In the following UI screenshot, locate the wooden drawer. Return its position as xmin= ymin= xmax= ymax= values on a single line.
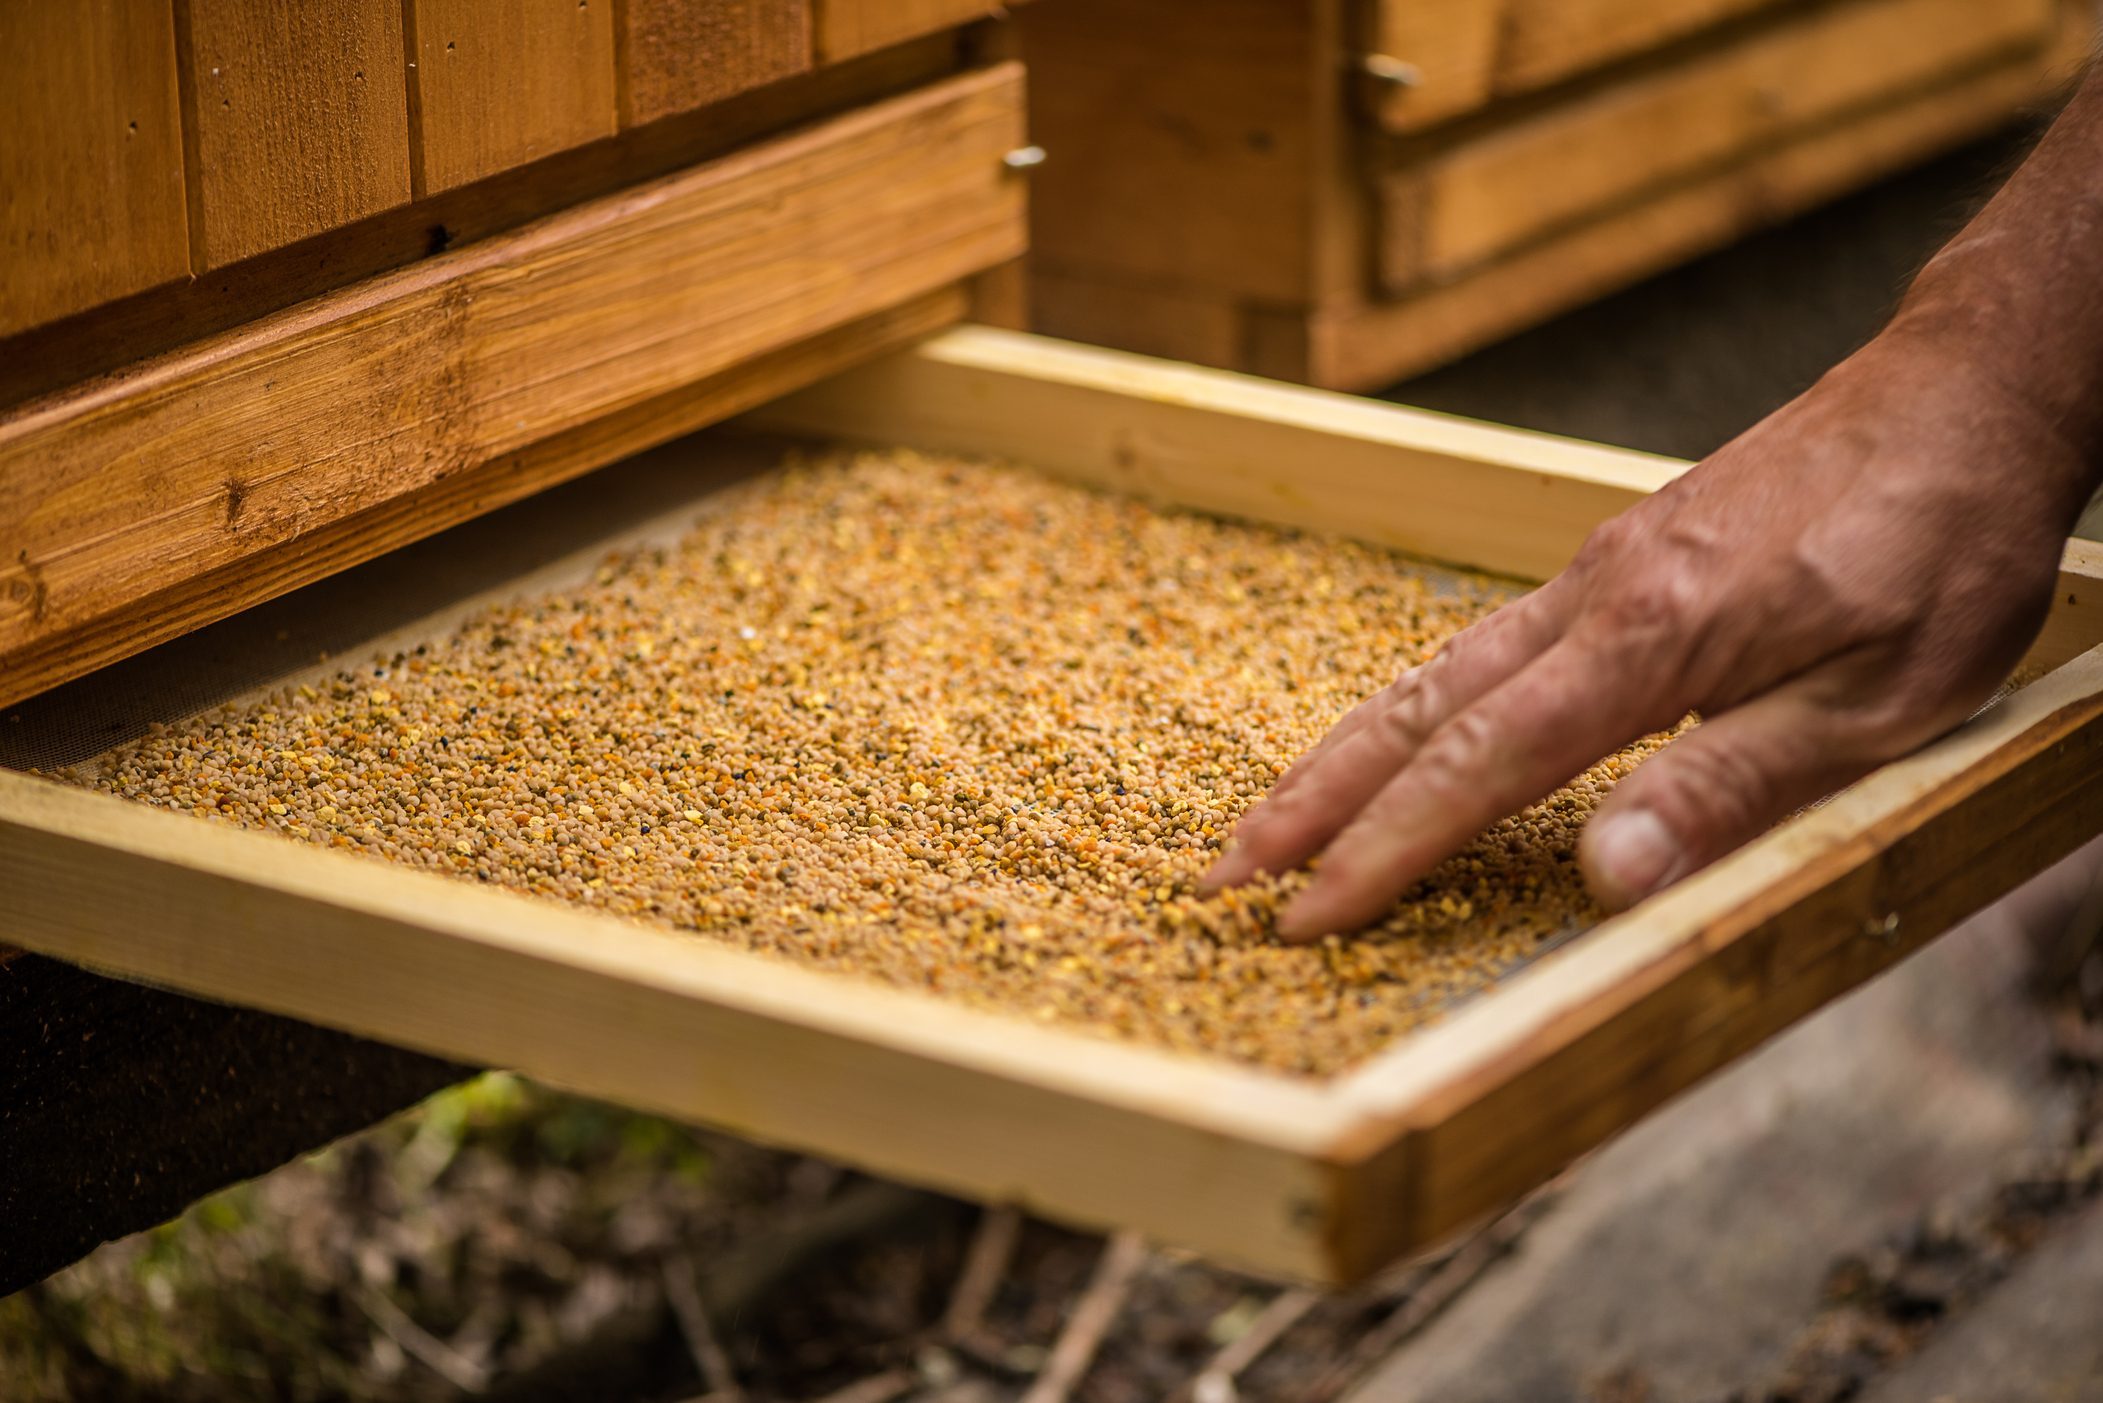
xmin=1365 ymin=0 xmax=1798 ymax=132
xmin=0 ymin=64 xmax=1027 ymax=711
xmin=1023 ymin=0 xmax=2089 ymax=391
xmin=7 ymin=328 xmax=2102 ymax=1283
xmin=1374 ymin=0 xmax=2059 ymax=291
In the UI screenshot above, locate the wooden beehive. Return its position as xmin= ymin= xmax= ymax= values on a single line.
xmin=1020 ymin=0 xmax=2094 ymax=390
xmin=0 ymin=0 xmax=1026 ymax=708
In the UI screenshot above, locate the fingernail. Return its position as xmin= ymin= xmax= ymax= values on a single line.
xmin=1586 ymin=810 xmax=1681 ymax=908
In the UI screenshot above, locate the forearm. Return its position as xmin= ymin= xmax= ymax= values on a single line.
xmin=1886 ymin=63 xmax=2103 ymax=519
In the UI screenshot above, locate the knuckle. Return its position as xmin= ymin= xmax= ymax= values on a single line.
xmin=1368 ymin=687 xmax=1439 ymax=757
xmin=1409 ymin=708 xmax=1501 ymax=805
xmin=1575 ymin=514 xmax=1638 ymax=571
xmin=1598 ymin=569 xmax=1703 ymax=644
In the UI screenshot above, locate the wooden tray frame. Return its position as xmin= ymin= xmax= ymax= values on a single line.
xmin=6 ymin=328 xmax=2103 ymax=1283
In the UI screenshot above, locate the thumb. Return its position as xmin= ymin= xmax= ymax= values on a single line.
xmin=1580 ymin=678 xmax=1877 ymax=911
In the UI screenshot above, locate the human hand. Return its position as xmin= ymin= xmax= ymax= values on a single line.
xmin=1203 ymin=331 xmax=2095 ymax=938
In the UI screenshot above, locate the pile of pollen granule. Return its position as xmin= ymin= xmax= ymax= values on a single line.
xmin=72 ymin=450 xmax=1670 ymax=1075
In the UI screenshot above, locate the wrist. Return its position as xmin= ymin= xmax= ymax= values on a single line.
xmin=1867 ymin=300 xmax=2103 ymax=528
xmin=1891 ymin=234 xmax=2103 ymax=461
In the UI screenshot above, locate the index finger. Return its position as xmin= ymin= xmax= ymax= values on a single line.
xmin=1278 ymin=630 xmax=1689 ymax=940
xmin=1202 ymin=579 xmax=1572 ymax=893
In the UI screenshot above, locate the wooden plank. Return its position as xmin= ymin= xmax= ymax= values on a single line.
xmin=0 ymin=31 xmax=964 ymax=413
xmin=1017 ymin=0 xmax=1337 ymax=304
xmin=0 ymin=766 xmax=1344 ymax=1279
xmin=1378 ymin=0 xmax=2057 ymax=289
xmin=816 ymin=0 xmax=996 ymax=62
xmin=747 ymin=326 xmax=1684 ymax=583
xmin=1363 ymin=0 xmax=1794 ymax=132
xmin=1497 ymin=0 xmax=1798 ymax=96
xmin=174 ymin=0 xmax=414 ymax=267
xmin=1029 ymin=266 xmax=1249 ymax=371
xmin=0 ymin=0 xmax=190 ymax=337
xmin=405 ymin=0 xmax=618 ymax=194
xmin=2031 ymin=538 xmax=2103 ymax=674
xmin=1359 ymin=0 xmax=1501 ymax=133
xmin=0 ymin=67 xmax=1026 ymax=710
xmin=618 ymin=0 xmax=814 ymax=128
xmin=1308 ymin=48 xmax=2066 ymax=391
xmin=968 ymin=258 xmax=1031 ymax=330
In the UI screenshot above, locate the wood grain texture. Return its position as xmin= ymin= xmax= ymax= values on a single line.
xmin=1306 ymin=48 xmax=2069 ymax=390
xmin=1359 ymin=0 xmax=1500 ymax=132
xmin=174 ymin=0 xmax=414 ymax=266
xmin=0 ymin=67 xmax=1025 ymax=708
xmin=618 ymin=0 xmax=814 ymax=127
xmin=816 ymin=0 xmax=996 ymax=62
xmin=9 ymin=330 xmax=2103 ymax=1283
xmin=1496 ymin=0 xmax=1798 ymax=95
xmin=406 ymin=0 xmax=618 ymax=193
xmin=0 ymin=0 xmax=190 ymax=337
xmin=1379 ymin=0 xmax=2057 ymax=288
xmin=1018 ymin=0 xmax=1337 ymax=304
xmin=1030 ymin=266 xmax=1248 ymax=371
xmin=1364 ymin=0 xmax=1794 ymax=131
xmin=0 ymin=32 xmax=963 ymax=413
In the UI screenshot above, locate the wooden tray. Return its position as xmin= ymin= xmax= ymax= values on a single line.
xmin=5 ymin=328 xmax=2102 ymax=1283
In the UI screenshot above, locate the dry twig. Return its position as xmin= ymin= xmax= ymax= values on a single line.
xmin=809 ymin=1366 xmax=918 ymax=1403
xmin=353 ymin=1283 xmax=491 ymax=1394
xmin=1296 ymin=1189 xmax=1558 ymax=1403
xmin=1185 ymin=1288 xmax=1322 ymax=1403
xmin=1021 ymin=1230 xmax=1149 ymax=1403
xmin=943 ymin=1203 xmax=1024 ymax=1343
xmin=663 ymin=1255 xmax=745 ymax=1401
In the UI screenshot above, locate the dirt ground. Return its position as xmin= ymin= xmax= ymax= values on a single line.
xmin=10 ymin=128 xmax=2103 ymax=1401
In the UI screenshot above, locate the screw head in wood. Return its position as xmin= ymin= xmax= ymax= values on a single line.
xmin=1360 ymin=53 xmax=1422 ymax=87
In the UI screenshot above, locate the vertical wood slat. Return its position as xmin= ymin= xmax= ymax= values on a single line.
xmin=174 ymin=0 xmax=413 ymax=267
xmin=815 ymin=0 xmax=997 ymax=63
xmin=406 ymin=0 xmax=618 ymax=193
xmin=0 ymin=0 xmax=190 ymax=337
xmin=617 ymin=0 xmax=814 ymax=128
